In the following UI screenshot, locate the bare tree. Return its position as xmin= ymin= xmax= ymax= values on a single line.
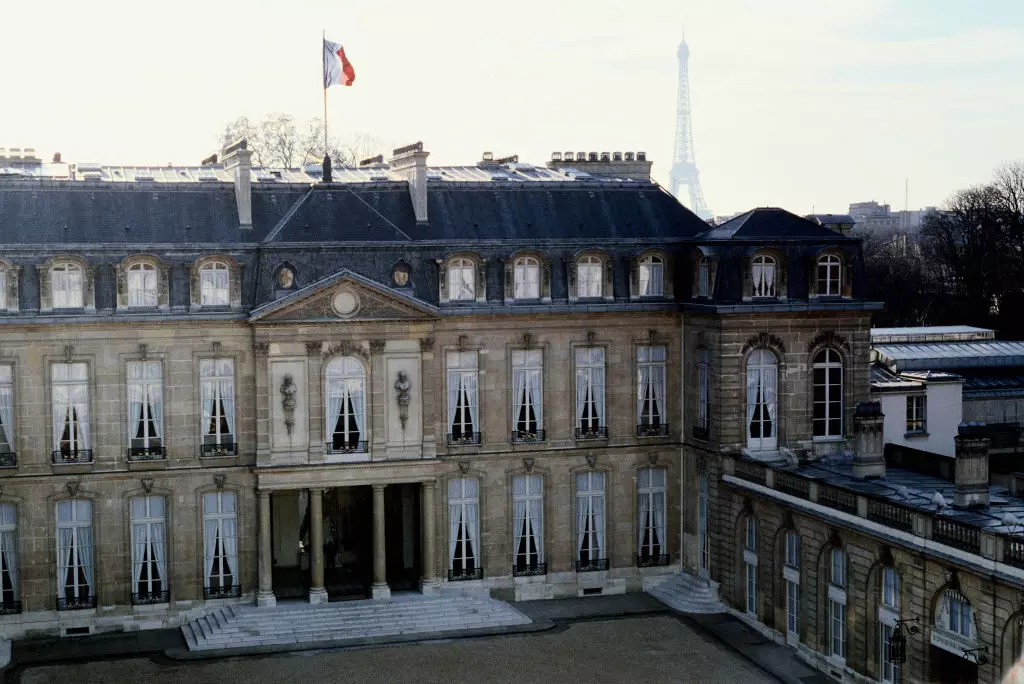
xmin=220 ymin=114 xmax=387 ymax=169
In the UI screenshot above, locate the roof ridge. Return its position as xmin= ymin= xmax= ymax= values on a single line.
xmin=262 ymin=187 xmax=313 ymax=243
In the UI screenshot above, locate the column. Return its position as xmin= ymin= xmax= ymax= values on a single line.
xmin=308 ymin=488 xmax=328 ymax=604
xmin=371 ymin=484 xmax=390 ymax=600
xmin=256 ymin=490 xmax=276 ymax=607
xmin=420 ymin=481 xmax=440 ymax=594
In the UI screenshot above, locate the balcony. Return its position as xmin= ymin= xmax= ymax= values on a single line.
xmin=0 ymin=452 xmax=15 ymax=468
xmin=512 ymin=562 xmax=547 ymax=577
xmin=127 ymin=445 xmax=165 ymax=461
xmin=512 ymin=429 xmax=546 ymax=444
xmin=574 ymin=426 xmax=608 ymax=441
xmin=57 ymin=594 xmax=97 ymax=611
xmin=867 ymin=499 xmax=914 ymax=532
xmin=52 ymin=449 xmax=93 ymax=465
xmin=201 ymin=440 xmax=237 ymax=457
xmin=691 ymin=425 xmax=710 ymax=442
xmin=325 ymin=440 xmax=368 ymax=455
xmin=636 ymin=423 xmax=669 ymax=438
xmin=447 ymin=567 xmax=483 ymax=582
xmin=204 ymin=584 xmax=241 ymax=600
xmin=131 ymin=589 xmax=170 ymax=605
xmin=0 ymin=600 xmax=21 ymax=615
xmin=734 ymin=460 xmax=766 ymax=485
xmin=636 ymin=553 xmax=671 ymax=568
xmin=447 ymin=432 xmax=482 ymax=447
xmin=575 ymin=558 xmax=609 ymax=572
xmin=933 ymin=518 xmax=980 ymax=554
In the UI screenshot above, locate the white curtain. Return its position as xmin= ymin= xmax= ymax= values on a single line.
xmin=529 ymin=496 xmax=544 ymax=561
xmin=512 ymin=476 xmax=527 ymax=562
xmin=652 ymin=364 xmax=665 ymax=420
xmin=576 ymin=493 xmax=589 ymax=556
xmin=653 ymin=490 xmax=666 ymax=549
xmin=464 ymin=372 xmax=478 ymax=429
xmin=528 ymin=369 xmax=543 ymax=429
xmin=350 ymin=379 xmax=365 ymax=437
xmin=636 ymin=365 xmax=649 ymax=423
xmin=512 ymin=369 xmax=526 ymax=426
xmin=201 ymin=377 xmax=215 ymax=436
xmin=220 ymin=379 xmax=235 ymax=436
xmin=57 ymin=527 xmax=73 ymax=593
xmin=327 ymin=381 xmax=343 ymax=440
xmin=446 ymin=372 xmax=459 ymax=431
xmin=149 ymin=383 xmax=163 ymax=440
xmin=128 ymin=382 xmax=144 ymax=441
xmin=764 ymin=362 xmax=778 ymax=425
xmin=593 ymin=363 xmax=605 ymax=425
xmin=466 ymin=499 xmax=479 ymax=564
xmin=132 ymin=522 xmax=147 ymax=585
xmin=78 ymin=525 xmax=94 ymax=595
xmin=448 ymin=500 xmax=461 ymax=568
xmin=71 ymin=384 xmax=90 ymax=449
xmin=0 ymin=529 xmax=16 ymax=598
xmin=746 ymin=364 xmax=759 ymax=436
xmin=575 ymin=367 xmax=587 ymax=425
xmin=764 ymin=261 xmax=775 ymax=295
xmin=222 ymin=515 xmax=238 ymax=582
xmin=203 ymin=517 xmax=218 ymax=586
xmin=593 ymin=491 xmax=605 ymax=558
xmin=52 ymin=385 xmax=68 ymax=448
xmin=0 ymin=384 xmax=13 ymax=449
xmin=637 ymin=493 xmax=649 ymax=549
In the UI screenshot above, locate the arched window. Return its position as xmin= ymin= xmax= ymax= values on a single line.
xmin=784 ymin=530 xmax=800 ymax=642
xmin=127 ymin=263 xmax=158 ymax=308
xmin=829 ymin=547 xmax=848 ymax=660
xmin=751 ymin=255 xmax=777 ymax=298
xmin=325 ymin=356 xmax=367 ymax=453
xmin=813 ymin=349 xmax=843 ymax=438
xmin=52 ymin=263 xmax=84 ymax=309
xmin=638 ymin=255 xmax=664 ymax=297
xmin=880 ymin=567 xmax=901 ymax=683
xmin=936 ymin=588 xmax=975 ymax=640
xmin=698 ymin=474 xmax=709 ymax=577
xmin=513 ymin=256 xmax=540 ymax=300
xmin=577 ymin=256 xmax=603 ymax=299
xmin=697 ymin=256 xmax=711 ymax=298
xmin=744 ymin=516 xmax=758 ymax=615
xmin=817 ymin=254 xmax=842 ymax=297
xmin=200 ymin=261 xmax=230 ymax=306
xmin=746 ymin=350 xmax=778 ymax=451
xmin=447 ymin=258 xmax=476 ymax=301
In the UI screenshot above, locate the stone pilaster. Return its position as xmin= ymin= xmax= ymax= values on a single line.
xmin=308 ymin=488 xmax=328 ymax=604
xmin=420 ymin=480 xmax=440 ymax=594
xmin=372 ymin=484 xmax=390 ymax=600
xmin=257 ymin=490 xmax=276 ymax=607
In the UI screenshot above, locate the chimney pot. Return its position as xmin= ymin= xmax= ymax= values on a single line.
xmin=52 ymin=152 xmax=62 ymax=163
xmin=551 ymin=152 xmax=562 ymax=161
xmin=600 ymin=152 xmax=610 ymax=162
xmin=852 ymin=400 xmax=886 ymax=478
xmin=637 ymin=151 xmax=647 ymax=161
xmin=482 ymin=151 xmax=493 ymax=162
xmin=588 ymin=152 xmax=599 ymax=161
xmin=625 ymin=152 xmax=635 ymax=161
xmin=612 ymin=151 xmax=622 ymax=162
xmin=576 ymin=152 xmax=587 ymax=161
xmin=564 ymin=151 xmax=574 ymax=161
xmin=954 ymin=426 xmax=990 ymax=508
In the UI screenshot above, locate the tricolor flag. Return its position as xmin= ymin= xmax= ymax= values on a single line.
xmin=323 ymin=38 xmax=356 ymax=88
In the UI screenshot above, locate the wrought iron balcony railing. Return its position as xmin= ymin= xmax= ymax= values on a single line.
xmin=128 ymin=446 xmax=165 ymax=461
xmin=0 ymin=600 xmax=21 ymax=615
xmin=0 ymin=452 xmax=16 ymax=468
xmin=57 ymin=594 xmax=97 ymax=611
xmin=201 ymin=440 xmax=237 ymax=457
xmin=325 ymin=440 xmax=368 ymax=455
xmin=447 ymin=432 xmax=482 ymax=446
xmin=512 ymin=429 xmax=546 ymax=444
xmin=52 ymin=449 xmax=93 ymax=465
xmin=448 ymin=567 xmax=484 ymax=582
xmin=575 ymin=558 xmax=609 ymax=572
xmin=691 ymin=425 xmax=710 ymax=441
xmin=636 ymin=423 xmax=669 ymax=437
xmin=512 ymin=561 xmax=547 ymax=577
xmin=131 ymin=590 xmax=170 ymax=605
xmin=203 ymin=584 xmax=241 ymax=600
xmin=574 ymin=426 xmax=608 ymax=440
xmin=636 ymin=553 xmax=671 ymax=568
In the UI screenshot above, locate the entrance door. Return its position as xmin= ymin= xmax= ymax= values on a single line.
xmin=323 ymin=486 xmax=373 ymax=598
xmin=929 ymin=646 xmax=979 ymax=684
xmin=385 ymin=484 xmax=421 ymax=591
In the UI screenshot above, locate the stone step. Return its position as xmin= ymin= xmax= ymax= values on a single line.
xmin=645 ymin=572 xmax=725 ymax=615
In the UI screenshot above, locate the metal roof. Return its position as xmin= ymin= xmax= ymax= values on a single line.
xmin=873 ymin=340 xmax=1024 ymax=371
xmin=871 ymin=326 xmax=994 ymax=344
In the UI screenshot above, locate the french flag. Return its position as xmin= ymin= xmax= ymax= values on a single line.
xmin=323 ymin=38 xmax=355 ymax=88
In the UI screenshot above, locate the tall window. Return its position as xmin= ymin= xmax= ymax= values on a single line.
xmin=200 ymin=359 xmax=235 ymax=453
xmin=697 ymin=256 xmax=711 ymax=298
xmin=637 ymin=468 xmax=667 ymax=565
xmin=880 ymin=567 xmax=901 ymax=683
xmin=56 ymin=500 xmax=93 ymax=606
xmin=813 ymin=349 xmax=843 ymax=438
xmin=817 ymin=254 xmax=842 ymax=296
xmin=447 ymin=351 xmax=479 ymax=444
xmin=127 ymin=361 xmax=163 ymax=455
xmin=127 ymin=263 xmax=158 ymax=307
xmin=697 ymin=349 xmax=710 ymax=434
xmin=0 ymin=504 xmax=18 ymax=608
xmin=744 ymin=517 xmax=758 ymax=615
xmin=638 ymin=255 xmax=664 ymax=297
xmin=52 ymin=362 xmax=90 ymax=459
xmin=0 ymin=365 xmax=13 ymax=456
xmin=0 ymin=268 xmax=7 ymax=311
xmin=130 ymin=496 xmax=166 ymax=603
xmin=575 ymin=347 xmax=606 ymax=437
xmin=447 ymin=258 xmax=476 ymax=301
xmin=637 ymin=346 xmax=666 ymax=434
xmin=577 ymin=256 xmax=603 ymax=298
xmin=52 ymin=263 xmax=84 ymax=308
xmin=512 ymin=474 xmax=544 ymax=574
xmin=746 ymin=350 xmax=778 ymax=451
xmin=512 ymin=350 xmax=543 ymax=441
xmin=325 ymin=356 xmax=366 ymax=452
xmin=203 ymin=491 xmax=238 ymax=598
xmin=829 ymin=548 xmax=848 ymax=660
xmin=906 ymin=395 xmax=926 ymax=433
xmin=698 ymin=474 xmax=709 ymax=577
xmin=751 ymin=255 xmax=776 ymax=298
xmin=513 ymin=257 xmax=540 ymax=300
xmin=200 ymin=261 xmax=230 ymax=306
xmin=784 ymin=531 xmax=800 ymax=640
xmin=448 ymin=478 xmax=480 ymax=580
xmin=575 ymin=472 xmax=606 ymax=567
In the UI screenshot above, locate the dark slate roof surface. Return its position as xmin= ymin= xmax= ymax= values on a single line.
xmin=702 ymin=207 xmax=855 ymax=241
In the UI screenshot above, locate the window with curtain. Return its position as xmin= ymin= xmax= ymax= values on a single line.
xmin=880 ymin=623 xmax=900 ymax=683
xmin=130 ymin=496 xmax=166 ymax=603
xmin=813 ymin=349 xmax=843 ymax=438
xmin=203 ymin=491 xmax=238 ymax=597
xmin=56 ymin=499 xmax=93 ymax=607
xmin=513 ymin=257 xmax=540 ymax=300
xmin=127 ymin=361 xmax=163 ymax=455
xmin=127 ymin=262 xmax=158 ymax=307
xmin=638 ymin=255 xmax=664 ymax=297
xmin=637 ymin=345 xmax=666 ymax=434
xmin=200 ymin=359 xmax=235 ymax=453
xmin=744 ymin=517 xmax=758 ymax=615
xmin=447 ymin=258 xmax=476 ymax=301
xmin=52 ymin=263 xmax=84 ymax=308
xmin=0 ymin=268 xmax=7 ymax=311
xmin=829 ymin=548 xmax=847 ymax=659
xmin=575 ymin=347 xmax=605 ymax=437
xmin=575 ymin=472 xmax=606 ymax=568
xmin=0 ymin=365 xmax=13 ymax=455
xmin=697 ymin=256 xmax=711 ymax=298
xmin=52 ymin=362 xmax=90 ymax=459
xmin=882 ymin=567 xmax=899 ymax=610
xmin=751 ymin=254 xmax=776 ymax=298
xmin=697 ymin=349 xmax=710 ymax=433
xmin=448 ymin=478 xmax=480 ymax=580
xmin=325 ymin=356 xmax=366 ymax=452
xmin=512 ymin=474 xmax=544 ymax=574
xmin=199 ymin=261 xmax=230 ymax=306
xmin=637 ymin=468 xmax=666 ymax=566
xmin=0 ymin=504 xmax=18 ymax=608
xmin=576 ymin=256 xmax=603 ymax=298
xmin=817 ymin=254 xmax=842 ymax=296
xmin=447 ymin=351 xmax=479 ymax=443
xmin=784 ymin=531 xmax=800 ymax=640
xmin=880 ymin=567 xmax=901 ymax=683
xmin=937 ymin=589 xmax=974 ymax=639
xmin=512 ymin=350 xmax=543 ymax=441
xmin=746 ymin=350 xmax=778 ymax=451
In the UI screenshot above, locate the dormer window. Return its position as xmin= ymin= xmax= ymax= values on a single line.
xmin=513 ymin=257 xmax=540 ymax=300
xmin=751 ymin=255 xmax=776 ymax=298
xmin=127 ymin=263 xmax=158 ymax=308
xmin=447 ymin=258 xmax=476 ymax=302
xmin=577 ymin=256 xmax=603 ymax=298
xmin=200 ymin=262 xmax=230 ymax=306
xmin=638 ymin=255 xmax=664 ymax=297
xmin=816 ymin=254 xmax=842 ymax=297
xmin=52 ymin=263 xmax=84 ymax=309
xmin=697 ymin=257 xmax=711 ymax=298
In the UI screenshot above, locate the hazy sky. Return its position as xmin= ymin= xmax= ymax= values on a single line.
xmin=4 ymin=0 xmax=1024 ymax=215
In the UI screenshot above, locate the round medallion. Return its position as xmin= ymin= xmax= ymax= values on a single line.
xmin=332 ymin=289 xmax=360 ymax=317
xmin=392 ymin=263 xmax=411 ymax=288
xmin=277 ymin=267 xmax=295 ymax=289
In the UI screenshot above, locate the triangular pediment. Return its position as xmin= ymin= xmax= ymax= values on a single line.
xmin=250 ymin=270 xmax=439 ymax=323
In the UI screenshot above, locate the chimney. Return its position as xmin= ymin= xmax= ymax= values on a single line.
xmin=545 ymin=148 xmax=654 ymax=182
xmin=389 ymin=141 xmax=429 ymax=224
xmin=954 ymin=424 xmax=990 ymax=508
xmin=221 ymin=139 xmax=253 ymax=230
xmin=851 ymin=400 xmax=886 ymax=478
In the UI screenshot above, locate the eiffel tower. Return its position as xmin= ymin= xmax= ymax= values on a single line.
xmin=669 ymin=33 xmax=710 ymax=219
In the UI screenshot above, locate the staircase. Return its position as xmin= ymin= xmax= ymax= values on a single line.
xmin=181 ymin=594 xmax=532 ymax=651
xmin=646 ymin=572 xmax=725 ymax=614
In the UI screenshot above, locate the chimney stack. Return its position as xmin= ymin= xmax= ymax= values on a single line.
xmin=545 ymin=148 xmax=654 ymax=181
xmin=852 ymin=400 xmax=886 ymax=478
xmin=954 ymin=424 xmax=990 ymax=508
xmin=221 ymin=139 xmax=253 ymax=230
xmin=389 ymin=141 xmax=429 ymax=224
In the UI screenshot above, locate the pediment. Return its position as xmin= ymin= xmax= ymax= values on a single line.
xmin=250 ymin=270 xmax=439 ymax=323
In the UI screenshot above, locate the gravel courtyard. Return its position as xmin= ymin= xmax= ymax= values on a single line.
xmin=16 ymin=615 xmax=776 ymax=684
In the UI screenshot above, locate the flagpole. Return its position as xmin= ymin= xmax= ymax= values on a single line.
xmin=322 ymin=29 xmax=328 ymax=153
